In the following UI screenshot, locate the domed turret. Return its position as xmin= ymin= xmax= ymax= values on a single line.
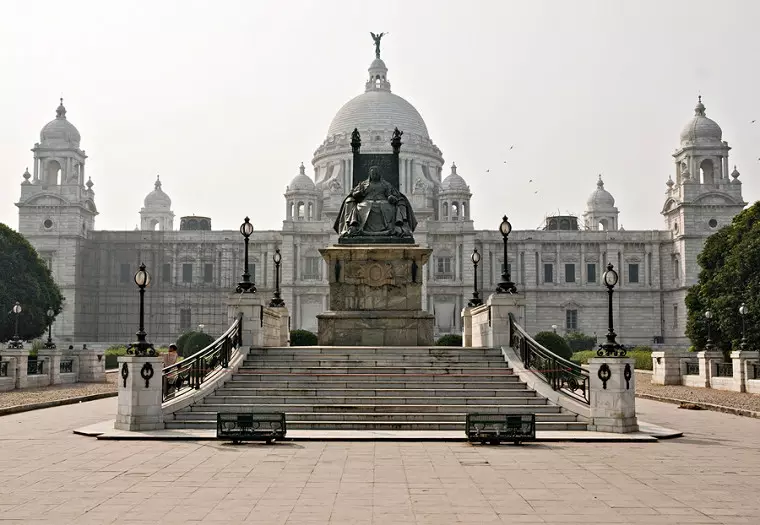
xmin=440 ymin=163 xmax=470 ymax=192
xmin=40 ymin=99 xmax=81 ymax=149
xmin=680 ymin=96 xmax=722 ymax=145
xmin=287 ymin=163 xmax=317 ymax=192
xmin=439 ymin=163 xmax=471 ymax=221
xmin=285 ymin=164 xmax=319 ymax=222
xmin=583 ymin=176 xmax=619 ymax=231
xmin=144 ymin=176 xmax=172 ymax=208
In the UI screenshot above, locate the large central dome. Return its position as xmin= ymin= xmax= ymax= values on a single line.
xmin=325 ymin=57 xmax=430 ymax=139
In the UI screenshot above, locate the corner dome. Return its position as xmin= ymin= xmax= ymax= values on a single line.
xmin=440 ymin=163 xmax=469 ymax=192
xmin=680 ymin=96 xmax=722 ymax=145
xmin=40 ymin=99 xmax=81 ymax=149
xmin=144 ymin=176 xmax=171 ymax=208
xmin=287 ymin=163 xmax=317 ymax=192
xmin=586 ymin=176 xmax=615 ymax=209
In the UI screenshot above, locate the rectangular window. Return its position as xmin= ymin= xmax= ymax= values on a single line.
xmin=204 ymin=263 xmax=214 ymax=283
xmin=162 ymin=263 xmax=171 ymax=283
xmin=437 ymin=257 xmax=453 ymax=279
xmin=673 ymin=305 xmax=678 ymax=328
xmin=587 ymin=263 xmax=596 ymax=283
xmin=180 ymin=309 xmax=192 ymax=331
xmin=629 ymin=263 xmax=639 ymax=283
xmin=303 ymin=257 xmax=321 ymax=280
xmin=182 ymin=263 xmax=193 ymax=283
xmin=120 ymin=263 xmax=130 ymax=283
xmin=565 ymin=263 xmax=576 ymax=283
xmin=566 ymin=309 xmax=578 ymax=331
xmin=673 ymin=257 xmax=680 ymax=280
xmin=543 ymin=263 xmax=553 ymax=283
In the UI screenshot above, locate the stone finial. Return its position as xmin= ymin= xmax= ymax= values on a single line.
xmin=451 ymin=162 xmax=457 ymax=174
xmin=155 ymin=175 xmax=162 ymax=189
xmin=694 ymin=95 xmax=706 ymax=117
xmin=731 ymin=165 xmax=741 ymax=181
xmin=666 ymin=176 xmax=674 ymax=188
xmin=597 ymin=174 xmax=604 ymax=188
xmin=299 ymin=163 xmax=306 ymax=175
xmin=56 ymin=97 xmax=67 ymax=119
xmin=86 ymin=177 xmax=94 ymax=190
xmin=22 ymin=167 xmax=31 ymax=185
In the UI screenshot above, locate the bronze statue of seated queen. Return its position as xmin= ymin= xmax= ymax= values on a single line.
xmin=333 ymin=165 xmax=417 ymax=244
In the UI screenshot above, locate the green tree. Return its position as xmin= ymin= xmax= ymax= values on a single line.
xmin=533 ymin=331 xmax=573 ymax=360
xmin=686 ymin=202 xmax=760 ymax=354
xmin=0 ymin=224 xmax=63 ymax=342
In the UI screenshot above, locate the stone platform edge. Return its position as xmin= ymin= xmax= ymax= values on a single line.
xmin=636 ymin=392 xmax=760 ymax=419
xmin=0 ymin=391 xmax=117 ymax=417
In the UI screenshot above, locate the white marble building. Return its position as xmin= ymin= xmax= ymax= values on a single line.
xmin=14 ymin=55 xmax=747 ymax=347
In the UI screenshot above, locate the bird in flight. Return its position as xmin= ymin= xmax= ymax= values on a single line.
xmin=751 ymin=120 xmax=756 ymax=123
xmin=486 ymin=169 xmax=490 ymax=173
xmin=509 ymin=145 xmax=514 ymax=150
xmin=529 ymin=179 xmax=533 ymax=183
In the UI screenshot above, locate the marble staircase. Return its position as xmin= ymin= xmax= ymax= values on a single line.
xmin=164 ymin=346 xmax=588 ymax=432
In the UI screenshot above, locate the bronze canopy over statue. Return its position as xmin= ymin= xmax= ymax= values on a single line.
xmin=334 ymin=165 xmax=417 ymax=244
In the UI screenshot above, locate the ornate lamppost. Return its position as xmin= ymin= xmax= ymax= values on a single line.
xmin=269 ymin=249 xmax=285 ymax=307
xmin=598 ymin=263 xmax=626 ymax=357
xmin=496 ymin=216 xmax=516 ymax=294
xmin=704 ymin=310 xmax=714 ymax=350
xmin=739 ymin=303 xmax=749 ymax=350
xmin=8 ymin=302 xmax=23 ymax=349
xmin=237 ymin=217 xmax=256 ymax=293
xmin=551 ymin=324 xmax=558 ymax=334
xmin=468 ymin=248 xmax=483 ymax=307
xmin=128 ymin=263 xmax=156 ymax=356
xmin=43 ymin=307 xmax=56 ymax=349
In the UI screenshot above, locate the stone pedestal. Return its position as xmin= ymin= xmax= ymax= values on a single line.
xmin=317 ymin=245 xmax=434 ymax=346
xmin=698 ymin=350 xmax=723 ymax=388
xmin=115 ymin=355 xmax=164 ymax=431
xmin=38 ymin=348 xmax=62 ymax=385
xmin=71 ymin=345 xmax=106 ymax=383
xmin=731 ymin=350 xmax=759 ymax=393
xmin=651 ymin=349 xmax=692 ymax=385
xmin=587 ymin=358 xmax=638 ymax=433
xmin=227 ymin=292 xmax=263 ymax=348
xmin=2 ymin=349 xmax=28 ymax=389
xmin=470 ymin=292 xmax=526 ymax=348
xmin=461 ymin=307 xmax=473 ymax=347
xmin=263 ymin=306 xmax=290 ymax=347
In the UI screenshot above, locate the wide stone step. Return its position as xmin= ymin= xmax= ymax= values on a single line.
xmin=213 ymin=387 xmax=531 ymax=397
xmin=230 ymin=374 xmax=519 ymax=384
xmin=203 ymin=394 xmax=542 ymax=405
xmin=242 ymin=358 xmax=506 ymax=367
xmin=235 ymin=367 xmax=515 ymax=375
xmin=225 ymin=379 xmax=524 ymax=390
xmin=164 ymin=420 xmax=588 ymax=432
xmin=247 ymin=347 xmax=504 ymax=356
xmin=185 ymin=403 xmax=556 ymax=414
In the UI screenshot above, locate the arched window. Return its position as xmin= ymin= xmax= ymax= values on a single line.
xmin=700 ymin=159 xmax=715 ymax=184
xmin=46 ymin=160 xmax=62 ymax=185
xmin=442 ymin=202 xmax=449 ymax=220
xmin=297 ymin=202 xmax=305 ymax=220
xmin=288 ymin=201 xmax=294 ymax=220
xmin=452 ymin=202 xmax=459 ymax=220
xmin=598 ymin=219 xmax=608 ymax=231
xmin=307 ymin=202 xmax=314 ymax=220
xmin=151 ymin=219 xmax=160 ymax=231
xmin=460 ymin=201 xmax=467 ymax=220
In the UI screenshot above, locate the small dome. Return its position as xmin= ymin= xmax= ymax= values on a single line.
xmin=287 ymin=163 xmax=317 ymax=192
xmin=144 ymin=176 xmax=171 ymax=208
xmin=369 ymin=58 xmax=387 ymax=71
xmin=680 ymin=96 xmax=722 ymax=145
xmin=586 ymin=175 xmax=615 ymax=209
xmin=40 ymin=98 xmax=81 ymax=149
xmin=440 ymin=163 xmax=469 ymax=192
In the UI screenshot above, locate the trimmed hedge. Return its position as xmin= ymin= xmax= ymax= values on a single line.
xmin=570 ymin=347 xmax=653 ymax=370
xmin=436 ymin=334 xmax=463 ymax=346
xmin=290 ymin=330 xmax=318 ymax=346
xmin=183 ymin=332 xmax=215 ymax=356
xmin=533 ymin=331 xmax=573 ymax=360
xmin=104 ymin=345 xmax=170 ymax=369
xmin=565 ymin=332 xmax=597 ymax=352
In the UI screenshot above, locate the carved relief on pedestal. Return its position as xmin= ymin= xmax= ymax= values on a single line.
xmin=343 ymin=261 xmax=395 ymax=287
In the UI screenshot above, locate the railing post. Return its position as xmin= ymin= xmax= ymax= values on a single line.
xmin=587 ymin=357 xmax=638 ymax=433
xmin=115 ymin=355 xmax=165 ymax=431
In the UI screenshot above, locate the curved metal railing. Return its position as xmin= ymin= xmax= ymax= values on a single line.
xmin=162 ymin=313 xmax=243 ymax=402
xmin=508 ymin=313 xmax=590 ymax=405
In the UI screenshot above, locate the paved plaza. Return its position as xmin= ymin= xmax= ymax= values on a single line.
xmin=0 ymin=398 xmax=759 ymax=525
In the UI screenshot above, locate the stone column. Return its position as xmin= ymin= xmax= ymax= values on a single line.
xmin=587 ymin=358 xmax=638 ymax=433
xmin=651 ymin=349 xmax=691 ymax=385
xmin=38 ymin=348 xmax=62 ymax=385
xmin=485 ymin=292 xmax=527 ymax=349
xmin=461 ymin=307 xmax=474 ymax=347
xmin=730 ymin=350 xmax=759 ymax=393
xmin=697 ymin=350 xmax=723 ymax=388
xmin=114 ymin=355 xmax=164 ymax=431
xmin=2 ymin=349 xmax=28 ymax=389
xmin=72 ymin=345 xmax=106 ymax=382
xmin=227 ymin=292 xmax=263 ymax=348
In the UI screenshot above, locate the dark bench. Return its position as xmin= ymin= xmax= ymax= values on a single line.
xmin=216 ymin=412 xmax=287 ymax=444
xmin=466 ymin=413 xmax=536 ymax=445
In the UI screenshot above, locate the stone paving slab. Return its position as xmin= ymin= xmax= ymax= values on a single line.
xmin=75 ymin=420 xmax=673 ymax=442
xmin=0 ymin=397 xmax=758 ymax=524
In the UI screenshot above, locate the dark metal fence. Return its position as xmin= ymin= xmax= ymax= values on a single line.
xmin=508 ymin=313 xmax=590 ymax=404
xmin=752 ymin=363 xmax=760 ymax=380
xmin=60 ymin=359 xmax=74 ymax=374
xmin=685 ymin=362 xmax=700 ymax=375
xmin=27 ymin=358 xmax=44 ymax=376
xmin=0 ymin=361 xmax=7 ymax=377
xmin=715 ymin=362 xmax=733 ymax=378
xmin=162 ymin=313 xmax=242 ymax=402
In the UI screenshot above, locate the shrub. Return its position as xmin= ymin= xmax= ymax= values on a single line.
xmin=564 ymin=331 xmax=597 ymax=352
xmin=176 ymin=331 xmax=194 ymax=354
xmin=570 ymin=350 xmax=596 ymax=365
xmin=182 ymin=332 xmax=215 ymax=356
xmin=290 ymin=330 xmax=318 ymax=346
xmin=436 ymin=334 xmax=463 ymax=346
xmin=533 ymin=331 xmax=573 ymax=360
xmin=105 ymin=346 xmax=128 ymax=369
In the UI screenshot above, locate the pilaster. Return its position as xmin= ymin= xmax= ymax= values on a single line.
xmin=2 ymin=349 xmax=28 ymax=389
xmin=730 ymin=350 xmax=759 ymax=393
xmin=697 ymin=350 xmax=723 ymax=388
xmin=651 ymin=349 xmax=692 ymax=385
xmin=114 ymin=355 xmax=164 ymax=431
xmin=38 ymin=348 xmax=63 ymax=385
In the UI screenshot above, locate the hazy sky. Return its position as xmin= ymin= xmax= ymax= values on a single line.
xmin=1 ymin=0 xmax=759 ymax=233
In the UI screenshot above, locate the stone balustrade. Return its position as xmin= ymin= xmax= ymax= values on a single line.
xmin=652 ymin=348 xmax=760 ymax=393
xmin=0 ymin=344 xmax=104 ymax=392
